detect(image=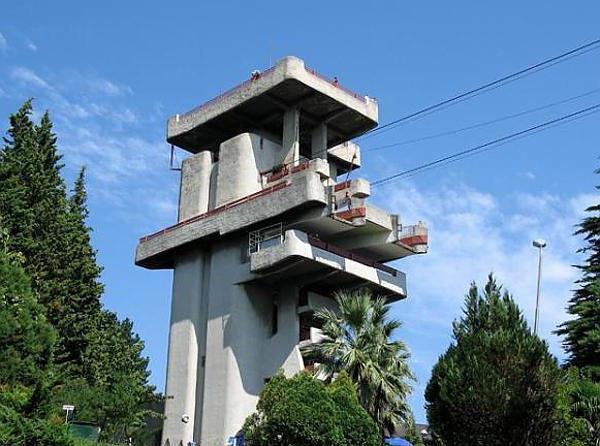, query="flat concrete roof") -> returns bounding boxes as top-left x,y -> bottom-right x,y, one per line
167,56 -> 379,153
